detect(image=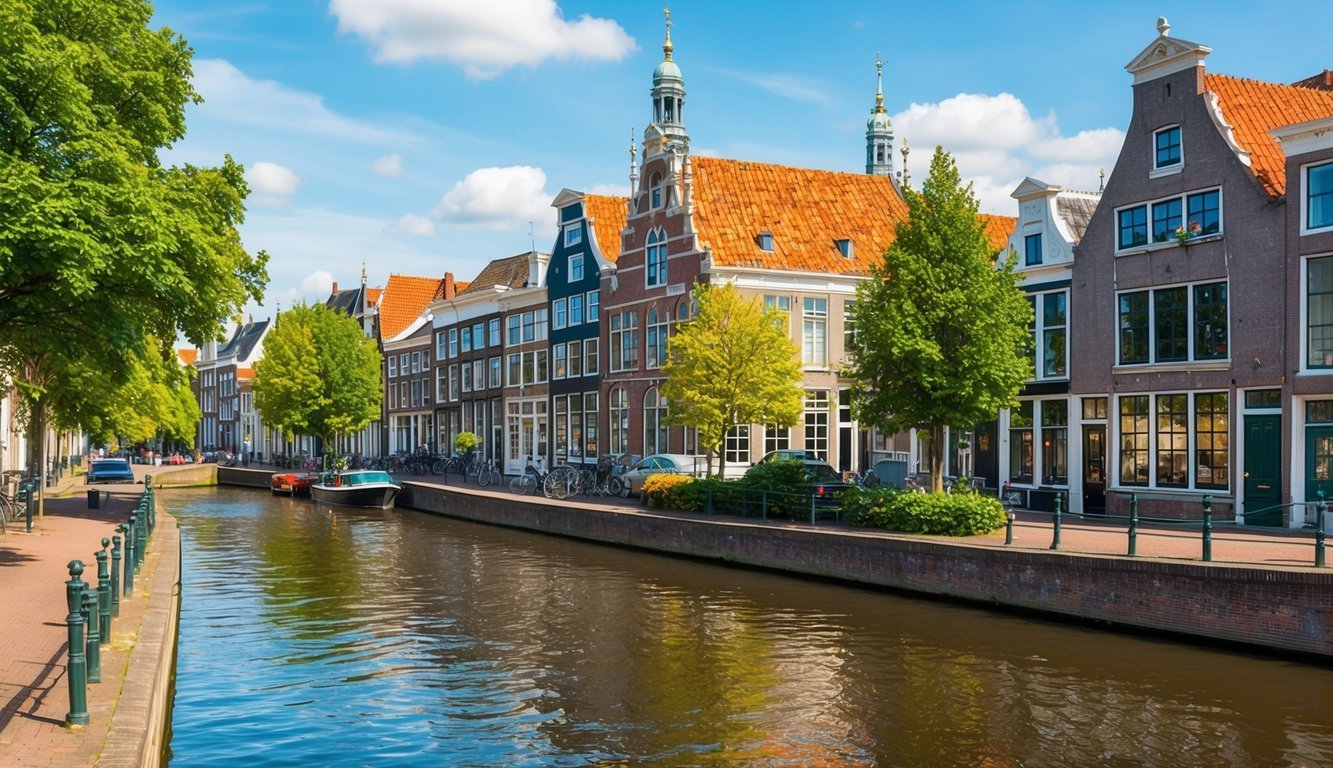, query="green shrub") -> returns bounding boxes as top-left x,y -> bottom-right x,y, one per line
673,477 -> 739,513
842,486 -> 1006,536
739,459 -> 809,493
